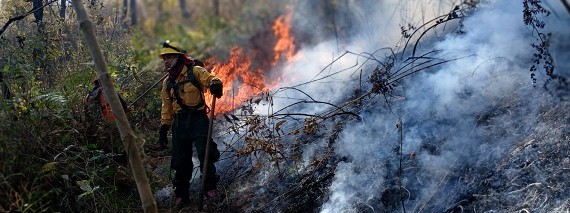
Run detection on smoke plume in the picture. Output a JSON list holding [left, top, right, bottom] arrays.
[[314, 0, 570, 212], [224, 0, 568, 212]]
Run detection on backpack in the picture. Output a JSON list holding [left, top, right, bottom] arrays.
[[167, 64, 208, 111], [84, 86, 128, 122]]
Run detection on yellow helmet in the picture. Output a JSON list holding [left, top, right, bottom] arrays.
[[160, 40, 186, 56]]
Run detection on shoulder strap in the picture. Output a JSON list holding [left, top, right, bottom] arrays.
[[178, 65, 203, 93], [185, 66, 206, 108], [169, 66, 207, 110]]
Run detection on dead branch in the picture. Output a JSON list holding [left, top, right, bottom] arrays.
[[387, 54, 475, 86], [0, 0, 58, 36], [270, 100, 355, 117], [400, 7, 469, 60], [410, 15, 463, 58], [291, 48, 393, 89], [70, 0, 157, 212]]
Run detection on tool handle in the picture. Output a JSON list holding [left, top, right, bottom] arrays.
[[198, 96, 216, 210], [127, 73, 168, 108]]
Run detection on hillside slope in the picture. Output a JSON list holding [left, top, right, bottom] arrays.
[[210, 1, 569, 212]]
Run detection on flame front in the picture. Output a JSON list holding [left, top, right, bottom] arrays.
[[208, 47, 267, 114], [207, 10, 300, 115], [272, 13, 300, 65]]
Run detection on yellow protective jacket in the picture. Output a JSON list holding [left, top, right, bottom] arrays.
[[160, 65, 220, 126]]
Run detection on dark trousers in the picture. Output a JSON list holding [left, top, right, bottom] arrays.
[[171, 110, 220, 199]]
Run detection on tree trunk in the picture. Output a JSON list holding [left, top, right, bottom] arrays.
[[122, 0, 128, 27], [213, 0, 220, 16], [60, 0, 66, 18], [32, 0, 44, 23], [70, 0, 157, 212], [33, 0, 48, 84], [130, 0, 137, 25], [180, 0, 190, 18]]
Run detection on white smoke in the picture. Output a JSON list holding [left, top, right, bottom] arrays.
[[316, 0, 569, 212], [267, 0, 459, 116], [229, 0, 568, 211], [268, 41, 363, 116]]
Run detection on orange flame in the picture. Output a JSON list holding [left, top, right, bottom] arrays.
[[272, 12, 301, 65], [208, 47, 267, 114], [207, 10, 300, 115]]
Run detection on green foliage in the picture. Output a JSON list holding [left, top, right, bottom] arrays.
[[0, 0, 300, 211], [0, 0, 143, 211]]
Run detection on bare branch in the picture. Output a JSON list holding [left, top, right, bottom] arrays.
[[400, 7, 468, 60], [0, 0, 57, 36]]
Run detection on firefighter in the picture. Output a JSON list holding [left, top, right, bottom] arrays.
[[83, 77, 128, 123], [157, 40, 223, 208], [83, 76, 130, 155]]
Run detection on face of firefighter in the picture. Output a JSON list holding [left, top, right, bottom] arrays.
[[162, 54, 180, 71]]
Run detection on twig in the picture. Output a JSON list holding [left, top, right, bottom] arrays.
[[386, 54, 475, 86], [397, 118, 406, 213], [291, 49, 388, 89], [0, 0, 58, 36], [270, 100, 350, 117], [411, 16, 463, 58], [400, 8, 468, 60]]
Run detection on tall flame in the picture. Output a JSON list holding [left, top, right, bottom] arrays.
[[272, 12, 301, 65], [207, 10, 299, 115], [208, 47, 267, 114]]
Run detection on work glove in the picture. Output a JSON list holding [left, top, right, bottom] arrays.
[[209, 79, 223, 99], [158, 124, 169, 150]]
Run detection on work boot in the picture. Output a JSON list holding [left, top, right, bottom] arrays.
[[174, 197, 190, 209]]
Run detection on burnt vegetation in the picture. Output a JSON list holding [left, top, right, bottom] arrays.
[[224, 1, 569, 212], [0, 0, 569, 212], [523, 0, 568, 97]]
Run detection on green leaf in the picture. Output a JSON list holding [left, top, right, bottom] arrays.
[[87, 144, 97, 150]]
